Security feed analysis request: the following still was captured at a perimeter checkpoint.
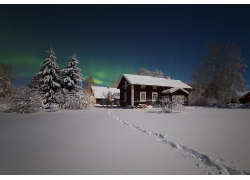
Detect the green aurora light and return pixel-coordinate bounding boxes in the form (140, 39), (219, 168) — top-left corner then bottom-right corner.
(1, 50), (137, 87)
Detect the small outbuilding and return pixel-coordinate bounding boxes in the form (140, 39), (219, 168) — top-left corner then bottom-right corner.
(236, 91), (250, 104)
(91, 86), (120, 105)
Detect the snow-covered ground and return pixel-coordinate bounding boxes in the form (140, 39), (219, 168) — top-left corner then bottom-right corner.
(0, 106), (250, 175)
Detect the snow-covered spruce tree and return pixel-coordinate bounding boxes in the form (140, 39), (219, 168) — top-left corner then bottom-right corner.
(59, 54), (92, 109)
(61, 54), (83, 92)
(37, 46), (61, 106)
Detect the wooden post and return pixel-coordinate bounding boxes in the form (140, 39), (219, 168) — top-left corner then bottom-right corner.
(131, 84), (134, 106)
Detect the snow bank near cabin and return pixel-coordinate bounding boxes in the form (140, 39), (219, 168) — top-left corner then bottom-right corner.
(0, 107), (250, 175)
(214, 102), (250, 109)
(241, 102), (250, 109)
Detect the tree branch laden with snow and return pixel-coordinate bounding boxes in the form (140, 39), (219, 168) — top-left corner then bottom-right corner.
(155, 97), (185, 113)
(7, 87), (44, 113)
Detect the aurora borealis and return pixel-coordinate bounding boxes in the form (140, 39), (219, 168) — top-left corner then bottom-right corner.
(1, 4), (250, 89)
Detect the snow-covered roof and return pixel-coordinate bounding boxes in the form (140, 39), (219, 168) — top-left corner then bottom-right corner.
(161, 87), (189, 94)
(91, 86), (120, 99)
(122, 74), (192, 89)
(236, 91), (250, 98)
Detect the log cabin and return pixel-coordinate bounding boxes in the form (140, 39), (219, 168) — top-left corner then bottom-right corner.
(117, 74), (192, 107)
(236, 91), (250, 104)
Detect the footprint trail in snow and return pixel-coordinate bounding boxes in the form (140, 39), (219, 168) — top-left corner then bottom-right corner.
(107, 109), (250, 175)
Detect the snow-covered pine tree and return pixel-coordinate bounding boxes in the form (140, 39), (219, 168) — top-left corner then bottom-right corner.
(62, 54), (83, 92)
(37, 46), (61, 105)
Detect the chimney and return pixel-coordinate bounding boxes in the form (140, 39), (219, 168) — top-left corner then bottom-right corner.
(166, 76), (170, 80)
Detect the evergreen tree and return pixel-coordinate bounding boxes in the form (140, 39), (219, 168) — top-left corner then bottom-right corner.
(62, 54), (83, 92)
(37, 46), (61, 105)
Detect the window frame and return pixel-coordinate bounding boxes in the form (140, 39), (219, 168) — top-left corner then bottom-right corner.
(152, 92), (158, 101)
(140, 92), (146, 102)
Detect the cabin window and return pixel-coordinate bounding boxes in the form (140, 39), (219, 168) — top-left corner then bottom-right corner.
(153, 86), (157, 89)
(152, 92), (158, 101)
(140, 92), (146, 102)
(141, 85), (146, 89)
(124, 81), (127, 89)
(124, 92), (127, 102)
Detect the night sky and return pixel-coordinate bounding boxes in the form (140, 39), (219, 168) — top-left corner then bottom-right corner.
(1, 4), (250, 89)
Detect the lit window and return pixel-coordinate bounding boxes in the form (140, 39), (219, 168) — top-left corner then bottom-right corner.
(152, 92), (158, 101)
(140, 92), (146, 102)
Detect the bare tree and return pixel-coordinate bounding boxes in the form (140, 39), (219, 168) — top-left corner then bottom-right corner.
(85, 76), (95, 94)
(136, 67), (164, 78)
(110, 76), (122, 88)
(101, 91), (114, 107)
(151, 68), (164, 78)
(137, 67), (152, 76)
(0, 62), (14, 98)
(192, 39), (247, 103)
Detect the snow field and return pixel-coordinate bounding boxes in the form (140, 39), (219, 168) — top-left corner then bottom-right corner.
(0, 107), (250, 175)
(0, 108), (200, 175)
(108, 107), (250, 175)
